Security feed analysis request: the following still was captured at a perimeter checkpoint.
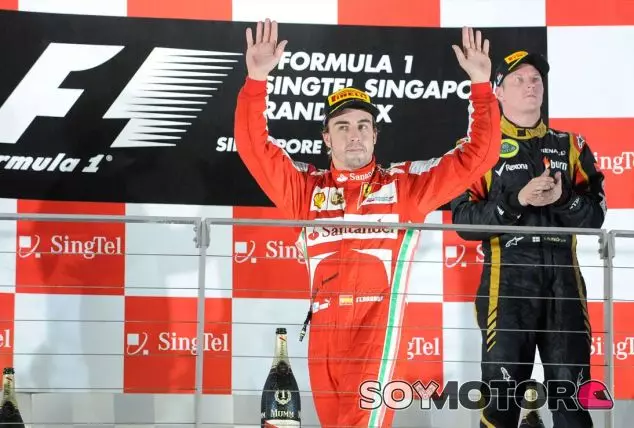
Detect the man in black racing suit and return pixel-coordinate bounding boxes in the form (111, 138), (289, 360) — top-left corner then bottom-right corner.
(451, 50), (607, 428)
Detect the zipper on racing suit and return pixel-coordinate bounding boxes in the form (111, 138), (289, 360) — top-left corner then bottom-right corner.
(299, 226), (313, 342)
(300, 291), (316, 342)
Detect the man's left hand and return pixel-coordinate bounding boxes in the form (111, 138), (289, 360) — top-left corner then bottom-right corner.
(452, 27), (491, 84)
(531, 171), (563, 206)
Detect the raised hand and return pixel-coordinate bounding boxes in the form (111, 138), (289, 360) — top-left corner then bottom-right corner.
(245, 18), (288, 81)
(452, 27), (491, 84)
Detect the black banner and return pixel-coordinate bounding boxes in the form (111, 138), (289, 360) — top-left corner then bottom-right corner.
(0, 10), (547, 207)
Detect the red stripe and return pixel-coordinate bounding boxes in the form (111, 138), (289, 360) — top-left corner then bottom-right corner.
(338, 0), (440, 27)
(546, 0), (634, 25)
(127, 0), (231, 20)
(0, 0), (17, 10)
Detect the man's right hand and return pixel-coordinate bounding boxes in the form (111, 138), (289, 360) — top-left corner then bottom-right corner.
(245, 18), (288, 82)
(517, 168), (558, 207)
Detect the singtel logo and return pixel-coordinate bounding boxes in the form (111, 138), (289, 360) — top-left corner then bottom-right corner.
(407, 337), (440, 360)
(591, 336), (634, 361)
(444, 244), (484, 268)
(18, 234), (122, 259)
(0, 329), (11, 348)
(126, 331), (229, 356)
(234, 240), (305, 265)
(594, 151), (634, 175)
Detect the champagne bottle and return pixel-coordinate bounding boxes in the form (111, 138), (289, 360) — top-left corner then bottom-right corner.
(261, 328), (301, 427)
(0, 368), (25, 428)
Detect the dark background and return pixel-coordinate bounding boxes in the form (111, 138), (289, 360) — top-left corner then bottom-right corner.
(0, 10), (547, 207)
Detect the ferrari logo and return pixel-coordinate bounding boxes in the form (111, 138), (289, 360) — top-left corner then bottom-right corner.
(362, 183), (374, 198)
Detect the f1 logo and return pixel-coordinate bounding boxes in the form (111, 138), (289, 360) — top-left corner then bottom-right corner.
(0, 43), (123, 144)
(0, 42), (241, 148)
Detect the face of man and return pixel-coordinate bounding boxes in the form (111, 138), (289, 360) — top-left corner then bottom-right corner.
(496, 63), (544, 115)
(323, 108), (377, 171)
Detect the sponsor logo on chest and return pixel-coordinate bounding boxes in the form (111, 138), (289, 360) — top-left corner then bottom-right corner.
(549, 160), (568, 171)
(310, 180), (399, 212)
(306, 213), (399, 246)
(495, 161), (528, 176)
(541, 147), (567, 157)
(311, 186), (346, 211)
(360, 181), (397, 206)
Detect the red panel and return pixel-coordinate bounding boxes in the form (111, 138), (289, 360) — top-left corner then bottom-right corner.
(124, 296), (231, 394)
(202, 298), (232, 394)
(588, 302), (634, 399)
(128, 0), (231, 20)
(338, 0), (440, 27)
(547, 0), (634, 26)
(0, 293), (14, 370)
(233, 206), (309, 299)
(0, 0), (17, 10)
(400, 303), (443, 389)
(16, 201), (125, 295)
(549, 118), (634, 209)
(441, 210), (483, 302)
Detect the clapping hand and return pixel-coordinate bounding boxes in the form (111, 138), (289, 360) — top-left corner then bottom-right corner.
(518, 168), (563, 207)
(452, 27), (491, 84)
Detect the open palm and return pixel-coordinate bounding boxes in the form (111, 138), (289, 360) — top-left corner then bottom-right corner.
(246, 19), (288, 81)
(452, 27), (491, 84)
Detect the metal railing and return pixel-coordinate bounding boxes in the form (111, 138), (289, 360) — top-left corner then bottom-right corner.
(0, 212), (627, 428)
(200, 218), (615, 428)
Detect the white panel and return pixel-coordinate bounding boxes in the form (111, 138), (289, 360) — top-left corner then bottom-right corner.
(442, 302), (482, 384)
(201, 395), (234, 425)
(440, 0), (546, 27)
(608, 209), (634, 303)
(124, 204), (232, 299)
(19, 0), (127, 16)
(548, 26), (634, 118)
(14, 394), (32, 424)
(232, 298), (310, 396)
(153, 394), (194, 425)
(152, 394), (234, 425)
(13, 294), (124, 393)
(576, 231), (608, 304)
(576, 209), (634, 303)
(232, 0), (338, 24)
(72, 393), (116, 425)
(31, 393), (73, 426)
(407, 211), (443, 303)
(0, 198), (16, 294)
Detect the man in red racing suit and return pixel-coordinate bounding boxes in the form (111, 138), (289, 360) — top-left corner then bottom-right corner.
(234, 20), (501, 427)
